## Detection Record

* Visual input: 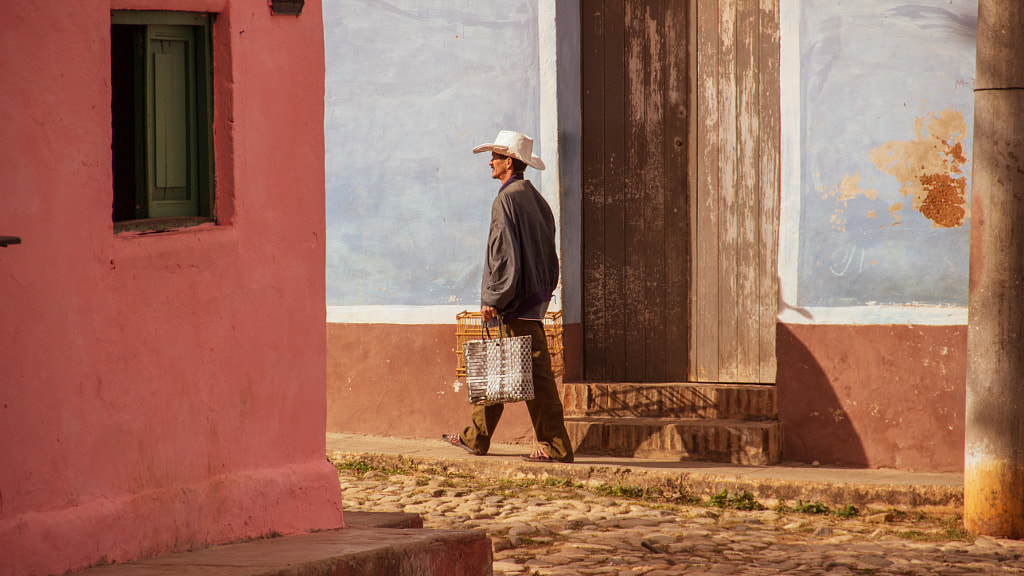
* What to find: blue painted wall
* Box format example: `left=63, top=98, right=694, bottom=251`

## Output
left=798, top=1, right=976, bottom=307
left=323, top=0, right=541, bottom=308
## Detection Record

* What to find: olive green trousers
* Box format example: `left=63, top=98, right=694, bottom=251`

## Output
left=460, top=318, right=575, bottom=462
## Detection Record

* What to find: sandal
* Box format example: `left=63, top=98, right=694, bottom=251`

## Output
left=521, top=448, right=557, bottom=463
left=441, top=433, right=479, bottom=455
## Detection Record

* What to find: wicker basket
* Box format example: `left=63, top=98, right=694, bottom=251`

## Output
left=456, top=310, right=564, bottom=379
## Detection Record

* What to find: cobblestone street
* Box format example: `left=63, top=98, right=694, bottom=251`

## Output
left=336, top=457, right=1024, bottom=576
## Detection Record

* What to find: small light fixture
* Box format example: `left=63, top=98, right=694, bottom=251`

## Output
left=270, top=0, right=304, bottom=16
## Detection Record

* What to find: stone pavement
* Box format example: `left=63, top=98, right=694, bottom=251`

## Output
left=329, top=433, right=1024, bottom=575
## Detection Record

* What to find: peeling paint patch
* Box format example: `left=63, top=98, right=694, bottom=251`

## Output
left=829, top=408, right=847, bottom=422
left=828, top=210, right=846, bottom=232
left=821, top=172, right=878, bottom=230
left=870, top=109, right=969, bottom=228
left=889, top=202, right=904, bottom=225
left=824, top=172, right=880, bottom=205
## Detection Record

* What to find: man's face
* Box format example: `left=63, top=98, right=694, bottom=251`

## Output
left=490, top=152, right=512, bottom=181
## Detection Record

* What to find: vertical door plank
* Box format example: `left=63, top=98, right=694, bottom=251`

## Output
left=758, top=0, right=781, bottom=383
left=644, top=0, right=668, bottom=382
left=581, top=1, right=607, bottom=381
left=717, top=0, right=740, bottom=383
left=624, top=0, right=648, bottom=381
left=664, top=0, right=690, bottom=381
left=687, top=0, right=700, bottom=381
left=694, top=0, right=721, bottom=382
left=604, top=0, right=628, bottom=382
left=736, top=0, right=761, bottom=382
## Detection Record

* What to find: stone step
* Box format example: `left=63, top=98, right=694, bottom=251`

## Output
left=72, top=512, right=491, bottom=576
left=562, top=382, right=777, bottom=420
left=566, top=416, right=782, bottom=466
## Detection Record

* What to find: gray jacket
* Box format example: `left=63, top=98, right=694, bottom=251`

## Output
left=481, top=178, right=559, bottom=321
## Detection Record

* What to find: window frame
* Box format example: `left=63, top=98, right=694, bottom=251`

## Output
left=111, top=10, right=216, bottom=234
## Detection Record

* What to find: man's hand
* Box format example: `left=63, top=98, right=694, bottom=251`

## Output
left=481, top=305, right=498, bottom=323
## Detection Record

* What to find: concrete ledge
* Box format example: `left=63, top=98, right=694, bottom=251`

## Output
left=327, top=433, right=964, bottom=515
left=73, top=527, right=492, bottom=576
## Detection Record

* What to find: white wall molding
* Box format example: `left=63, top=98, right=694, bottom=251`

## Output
left=326, top=305, right=470, bottom=325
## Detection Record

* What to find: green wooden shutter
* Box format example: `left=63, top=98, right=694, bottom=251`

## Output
left=146, top=25, right=199, bottom=217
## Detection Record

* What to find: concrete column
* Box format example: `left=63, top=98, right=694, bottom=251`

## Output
left=965, top=0, right=1024, bottom=538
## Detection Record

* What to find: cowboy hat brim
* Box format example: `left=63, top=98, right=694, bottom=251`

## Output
left=473, top=139, right=546, bottom=171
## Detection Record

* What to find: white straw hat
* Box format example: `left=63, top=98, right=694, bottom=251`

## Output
left=472, top=130, right=546, bottom=170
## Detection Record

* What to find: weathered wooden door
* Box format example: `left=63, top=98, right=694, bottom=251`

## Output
left=581, top=0, right=690, bottom=383
left=581, top=0, right=780, bottom=384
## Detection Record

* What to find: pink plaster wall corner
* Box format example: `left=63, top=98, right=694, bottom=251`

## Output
left=0, top=1, right=338, bottom=575
left=0, top=462, right=344, bottom=576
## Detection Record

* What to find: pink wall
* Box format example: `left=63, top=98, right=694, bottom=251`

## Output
left=0, top=2, right=343, bottom=575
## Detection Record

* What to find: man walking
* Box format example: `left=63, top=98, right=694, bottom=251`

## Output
left=443, top=130, right=574, bottom=463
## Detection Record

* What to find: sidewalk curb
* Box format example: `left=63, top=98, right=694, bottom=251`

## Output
left=329, top=450, right=964, bottom=515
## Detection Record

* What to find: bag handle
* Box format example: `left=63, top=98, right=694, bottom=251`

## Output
left=483, top=316, right=508, bottom=341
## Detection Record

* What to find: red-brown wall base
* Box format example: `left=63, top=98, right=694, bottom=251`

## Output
left=327, top=323, right=537, bottom=444
left=777, top=323, right=966, bottom=472
left=328, top=322, right=967, bottom=473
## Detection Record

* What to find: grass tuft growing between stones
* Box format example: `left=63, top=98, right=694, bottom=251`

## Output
left=941, top=515, right=975, bottom=542
left=709, top=490, right=766, bottom=511
left=776, top=500, right=832, bottom=515
left=592, top=481, right=649, bottom=500
left=835, top=504, right=860, bottom=518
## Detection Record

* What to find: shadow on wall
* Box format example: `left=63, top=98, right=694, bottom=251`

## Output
left=775, top=323, right=868, bottom=467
